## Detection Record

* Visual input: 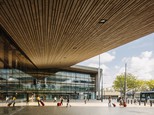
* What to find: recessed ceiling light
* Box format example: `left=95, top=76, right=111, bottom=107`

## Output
left=99, top=19, right=107, bottom=24
left=73, top=47, right=77, bottom=49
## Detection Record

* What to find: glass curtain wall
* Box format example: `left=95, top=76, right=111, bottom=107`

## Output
left=0, top=69, right=96, bottom=100
left=0, top=28, right=96, bottom=101
left=46, top=72, right=96, bottom=99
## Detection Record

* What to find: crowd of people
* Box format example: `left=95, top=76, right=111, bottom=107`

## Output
left=107, top=96, right=127, bottom=107
left=5, top=94, right=127, bottom=108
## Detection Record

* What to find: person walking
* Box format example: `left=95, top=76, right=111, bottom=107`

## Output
left=66, top=97, right=71, bottom=107
left=54, top=97, right=57, bottom=102
left=60, top=96, right=63, bottom=105
left=84, top=96, right=87, bottom=104
left=12, top=96, right=16, bottom=107
left=8, top=96, right=13, bottom=107
left=6, top=96, right=9, bottom=103
left=26, top=93, right=29, bottom=105
left=108, top=96, right=111, bottom=107
left=119, top=97, right=122, bottom=106
left=37, top=95, right=41, bottom=106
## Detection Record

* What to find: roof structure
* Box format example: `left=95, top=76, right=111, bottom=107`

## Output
left=1, top=0, right=154, bottom=69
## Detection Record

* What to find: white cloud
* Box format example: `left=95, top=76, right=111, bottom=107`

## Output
left=141, top=51, right=152, bottom=58
left=120, top=51, right=154, bottom=80
left=101, top=64, right=109, bottom=69
left=77, top=52, right=115, bottom=67
left=100, top=53, right=115, bottom=63
left=115, top=65, right=120, bottom=69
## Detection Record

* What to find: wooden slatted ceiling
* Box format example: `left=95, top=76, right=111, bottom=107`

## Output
left=0, top=0, right=154, bottom=68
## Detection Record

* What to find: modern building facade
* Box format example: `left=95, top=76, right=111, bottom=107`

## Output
left=0, top=69, right=97, bottom=101
left=0, top=0, right=153, bottom=103
left=0, top=28, right=101, bottom=101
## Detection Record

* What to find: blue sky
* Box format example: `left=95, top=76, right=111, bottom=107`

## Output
left=77, top=33, right=154, bottom=88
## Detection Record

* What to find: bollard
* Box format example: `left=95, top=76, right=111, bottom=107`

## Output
left=131, top=100, right=132, bottom=104
left=144, top=101, right=146, bottom=106
left=128, top=100, right=129, bottom=104
left=150, top=101, right=152, bottom=107
left=139, top=100, right=141, bottom=105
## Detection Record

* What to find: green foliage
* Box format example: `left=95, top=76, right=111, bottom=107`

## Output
left=113, top=73, right=138, bottom=93
left=136, top=80, right=148, bottom=91
left=113, top=73, right=154, bottom=93
left=146, top=80, right=154, bottom=90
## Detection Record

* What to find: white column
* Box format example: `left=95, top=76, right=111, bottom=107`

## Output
left=98, top=55, right=101, bottom=99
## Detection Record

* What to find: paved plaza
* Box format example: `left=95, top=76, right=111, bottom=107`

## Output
left=0, top=100, right=154, bottom=115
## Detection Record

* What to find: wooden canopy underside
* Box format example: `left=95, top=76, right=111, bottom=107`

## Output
left=0, top=0, right=154, bottom=68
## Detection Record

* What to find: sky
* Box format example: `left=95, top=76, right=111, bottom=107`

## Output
left=76, top=33, right=154, bottom=88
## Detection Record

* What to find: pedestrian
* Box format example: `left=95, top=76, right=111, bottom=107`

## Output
left=54, top=97, right=56, bottom=102
left=6, top=96, right=9, bottom=103
left=26, top=93, right=29, bottom=105
left=134, top=98, right=137, bottom=104
left=31, top=94, right=34, bottom=102
left=66, top=97, right=71, bottom=107
left=37, top=95, right=41, bottom=106
left=147, top=96, right=150, bottom=103
left=12, top=96, right=16, bottom=107
left=60, top=96, right=63, bottom=105
left=119, top=97, right=123, bottom=106
left=87, top=96, right=89, bottom=101
left=108, top=96, right=111, bottom=107
left=84, top=96, right=87, bottom=104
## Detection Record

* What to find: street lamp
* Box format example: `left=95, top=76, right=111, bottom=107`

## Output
left=124, top=63, right=127, bottom=102
left=98, top=55, right=101, bottom=99
left=101, top=69, right=103, bottom=102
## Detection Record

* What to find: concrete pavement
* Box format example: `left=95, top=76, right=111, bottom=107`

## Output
left=0, top=100, right=153, bottom=115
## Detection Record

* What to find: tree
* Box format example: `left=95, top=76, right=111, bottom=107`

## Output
left=113, top=73, right=138, bottom=95
left=146, top=80, right=154, bottom=90
left=136, top=80, right=148, bottom=91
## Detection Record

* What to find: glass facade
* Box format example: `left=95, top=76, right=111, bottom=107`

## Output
left=0, top=69, right=96, bottom=100
left=0, top=28, right=97, bottom=101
